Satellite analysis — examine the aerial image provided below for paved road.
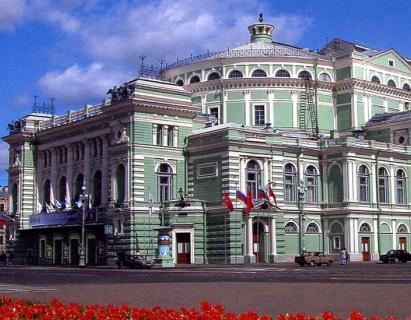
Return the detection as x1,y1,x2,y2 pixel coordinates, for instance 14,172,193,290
0,263,411,318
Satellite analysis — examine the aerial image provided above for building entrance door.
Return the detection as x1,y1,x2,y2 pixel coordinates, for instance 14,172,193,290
54,240,63,265
87,238,97,266
399,237,407,250
253,221,265,262
70,239,79,265
361,237,370,261
176,233,191,264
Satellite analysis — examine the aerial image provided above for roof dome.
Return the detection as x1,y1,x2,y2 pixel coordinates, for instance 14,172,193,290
247,13,274,43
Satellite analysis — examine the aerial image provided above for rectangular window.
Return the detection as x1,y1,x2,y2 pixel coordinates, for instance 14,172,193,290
167,126,174,147
254,105,265,126
359,177,369,202
333,236,341,250
388,59,394,67
305,177,317,203
156,125,163,145
0,204,4,212
209,107,219,120
197,162,218,179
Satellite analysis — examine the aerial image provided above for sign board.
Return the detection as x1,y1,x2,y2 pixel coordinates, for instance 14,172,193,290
104,225,113,235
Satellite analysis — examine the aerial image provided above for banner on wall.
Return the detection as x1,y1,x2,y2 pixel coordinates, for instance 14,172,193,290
29,208,98,227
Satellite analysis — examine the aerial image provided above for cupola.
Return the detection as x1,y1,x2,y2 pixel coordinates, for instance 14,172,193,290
248,13,274,43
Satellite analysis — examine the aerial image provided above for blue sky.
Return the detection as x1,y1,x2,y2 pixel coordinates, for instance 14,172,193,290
1,0,411,186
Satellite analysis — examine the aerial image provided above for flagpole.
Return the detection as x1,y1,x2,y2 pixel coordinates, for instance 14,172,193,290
235,184,238,265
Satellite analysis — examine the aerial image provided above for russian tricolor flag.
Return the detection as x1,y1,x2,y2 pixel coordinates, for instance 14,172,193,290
236,190,248,204
258,188,269,200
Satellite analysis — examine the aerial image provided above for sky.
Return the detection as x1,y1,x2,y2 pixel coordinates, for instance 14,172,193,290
1,0,411,186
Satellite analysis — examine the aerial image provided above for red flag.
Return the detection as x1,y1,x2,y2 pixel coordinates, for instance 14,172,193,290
246,189,254,213
224,192,234,212
268,185,278,207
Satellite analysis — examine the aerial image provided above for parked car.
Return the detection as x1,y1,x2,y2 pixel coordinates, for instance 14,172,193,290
116,252,154,269
294,252,333,267
379,250,411,263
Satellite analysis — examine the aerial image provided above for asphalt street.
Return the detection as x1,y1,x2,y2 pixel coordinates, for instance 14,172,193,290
0,262,410,318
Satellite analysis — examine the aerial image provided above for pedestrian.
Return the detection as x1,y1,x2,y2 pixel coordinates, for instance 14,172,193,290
0,252,6,267
340,247,348,265
8,253,14,265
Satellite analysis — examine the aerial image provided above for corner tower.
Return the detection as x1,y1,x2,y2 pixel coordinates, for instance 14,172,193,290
247,13,274,43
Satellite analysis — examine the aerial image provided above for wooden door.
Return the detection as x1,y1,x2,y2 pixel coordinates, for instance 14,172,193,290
253,221,265,263
176,233,191,264
70,239,79,265
54,240,63,265
361,237,370,261
399,237,407,250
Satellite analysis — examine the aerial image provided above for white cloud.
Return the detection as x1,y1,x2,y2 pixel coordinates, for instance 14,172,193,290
45,10,80,33
38,62,128,106
0,142,9,173
0,0,26,31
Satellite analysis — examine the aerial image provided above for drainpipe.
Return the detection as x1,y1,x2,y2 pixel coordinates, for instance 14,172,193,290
182,137,189,195
201,200,208,264
375,152,381,256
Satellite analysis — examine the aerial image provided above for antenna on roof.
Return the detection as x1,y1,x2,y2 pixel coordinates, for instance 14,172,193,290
32,95,39,113
49,97,56,115
138,53,146,76
259,13,263,23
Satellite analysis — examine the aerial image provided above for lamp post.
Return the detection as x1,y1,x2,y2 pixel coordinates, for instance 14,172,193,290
79,185,88,268
297,180,306,255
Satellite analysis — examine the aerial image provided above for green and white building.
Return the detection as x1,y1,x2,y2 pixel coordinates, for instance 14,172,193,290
4,17,411,265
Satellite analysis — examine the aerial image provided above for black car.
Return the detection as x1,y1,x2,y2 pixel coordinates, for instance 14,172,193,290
379,250,411,263
116,252,154,269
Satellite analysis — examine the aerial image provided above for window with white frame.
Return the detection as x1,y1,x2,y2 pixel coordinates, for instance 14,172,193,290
209,106,219,120
359,223,372,233
254,105,265,126
358,165,370,202
284,221,298,233
251,69,267,77
167,126,174,147
284,163,297,202
246,160,261,200
157,164,173,202
156,124,163,145
388,59,395,67
397,224,408,233
305,165,318,203
387,79,396,88
371,75,381,84
306,222,319,233
319,73,331,82
298,71,312,80
396,169,407,204
378,167,389,203
197,162,218,179
275,69,290,77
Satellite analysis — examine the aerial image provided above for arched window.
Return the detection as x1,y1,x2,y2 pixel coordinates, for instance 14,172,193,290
228,70,243,78
319,73,331,82
298,71,312,80
58,177,66,202
396,169,407,204
93,170,102,207
208,72,221,81
91,140,97,157
43,179,51,205
398,224,408,233
189,75,200,84
246,160,261,200
371,75,381,84
358,165,370,202
275,69,290,78
116,164,126,204
403,83,411,91
251,69,267,77
157,164,173,202
359,223,372,233
75,173,84,200
176,79,184,86
284,221,298,233
306,222,320,233
284,163,297,202
305,166,317,203
387,79,396,88
11,183,17,215
378,167,389,204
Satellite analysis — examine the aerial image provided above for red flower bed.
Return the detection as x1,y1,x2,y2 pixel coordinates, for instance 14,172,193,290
0,296,406,320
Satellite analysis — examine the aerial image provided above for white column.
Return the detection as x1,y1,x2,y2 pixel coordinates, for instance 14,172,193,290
173,127,178,147
244,91,251,126
354,218,359,254
124,160,129,206
162,125,168,147
152,124,157,145
351,93,358,129
110,163,116,202
263,160,269,187
50,147,57,205
324,219,329,254
349,219,355,254
65,144,73,203
322,162,329,204
392,220,397,249
373,218,379,255
344,218,350,251
83,140,90,191
222,92,227,124
101,136,109,206
268,90,275,126
371,161,377,204
390,165,396,205
201,94,207,114
352,161,357,202
291,91,299,128
270,217,277,256
342,160,349,202
383,98,388,112
332,93,337,130
247,216,254,257
239,158,246,192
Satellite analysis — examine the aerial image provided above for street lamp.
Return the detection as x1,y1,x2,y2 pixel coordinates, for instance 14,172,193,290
79,185,88,268
297,180,306,254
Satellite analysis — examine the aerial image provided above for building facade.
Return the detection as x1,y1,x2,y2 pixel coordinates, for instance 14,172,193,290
4,17,411,265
